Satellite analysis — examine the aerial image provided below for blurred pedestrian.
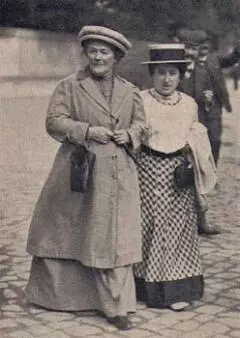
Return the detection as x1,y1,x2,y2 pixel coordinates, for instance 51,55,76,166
134,44,216,311
25,25,146,331
231,61,240,90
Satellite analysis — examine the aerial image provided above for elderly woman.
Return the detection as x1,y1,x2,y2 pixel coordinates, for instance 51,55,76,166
134,44,217,311
25,25,146,330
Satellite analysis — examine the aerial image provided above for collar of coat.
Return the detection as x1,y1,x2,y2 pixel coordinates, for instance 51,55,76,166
76,67,133,115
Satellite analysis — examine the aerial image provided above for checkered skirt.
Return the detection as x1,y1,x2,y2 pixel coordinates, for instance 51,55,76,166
134,151,202,282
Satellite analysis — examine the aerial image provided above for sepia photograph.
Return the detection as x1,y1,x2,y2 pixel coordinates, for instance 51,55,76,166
0,1,240,337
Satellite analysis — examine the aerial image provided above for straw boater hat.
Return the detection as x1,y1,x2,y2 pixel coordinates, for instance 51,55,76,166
142,43,192,64
78,25,132,55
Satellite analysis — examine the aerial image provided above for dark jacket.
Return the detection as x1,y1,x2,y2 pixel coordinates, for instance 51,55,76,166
180,53,232,113
205,53,232,112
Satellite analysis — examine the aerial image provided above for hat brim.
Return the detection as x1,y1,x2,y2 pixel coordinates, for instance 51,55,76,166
141,60,192,64
183,41,201,46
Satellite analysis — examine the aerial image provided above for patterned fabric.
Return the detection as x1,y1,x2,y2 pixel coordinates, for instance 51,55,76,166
134,151,202,283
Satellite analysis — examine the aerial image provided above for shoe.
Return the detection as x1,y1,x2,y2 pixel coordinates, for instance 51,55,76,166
169,301,191,312
107,315,133,330
198,224,221,236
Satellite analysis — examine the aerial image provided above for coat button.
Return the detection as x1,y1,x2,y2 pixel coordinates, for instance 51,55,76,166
112,155,117,160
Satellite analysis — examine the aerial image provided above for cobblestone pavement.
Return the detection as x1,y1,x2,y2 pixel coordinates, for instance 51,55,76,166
0,80,239,337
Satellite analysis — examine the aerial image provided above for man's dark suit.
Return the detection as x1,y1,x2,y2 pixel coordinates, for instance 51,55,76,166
180,51,239,164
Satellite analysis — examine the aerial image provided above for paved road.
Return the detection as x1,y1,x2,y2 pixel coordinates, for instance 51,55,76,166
0,80,239,337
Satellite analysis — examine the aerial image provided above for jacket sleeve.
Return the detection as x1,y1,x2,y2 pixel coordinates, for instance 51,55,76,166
219,48,240,69
126,87,147,150
207,56,232,112
46,79,89,145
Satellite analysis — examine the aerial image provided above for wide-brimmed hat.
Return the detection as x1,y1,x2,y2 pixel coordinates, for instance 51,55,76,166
78,25,132,55
177,29,208,46
141,44,192,64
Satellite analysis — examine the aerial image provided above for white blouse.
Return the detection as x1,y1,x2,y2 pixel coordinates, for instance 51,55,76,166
141,89,198,153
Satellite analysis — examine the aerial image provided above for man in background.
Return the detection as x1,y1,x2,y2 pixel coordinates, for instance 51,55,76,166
178,29,240,166
175,28,240,235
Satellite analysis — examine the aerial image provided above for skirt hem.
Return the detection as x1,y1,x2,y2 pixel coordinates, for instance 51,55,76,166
135,275,204,308
25,295,136,314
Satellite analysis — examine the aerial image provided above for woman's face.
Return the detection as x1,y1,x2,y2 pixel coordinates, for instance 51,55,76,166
85,40,117,77
153,64,180,96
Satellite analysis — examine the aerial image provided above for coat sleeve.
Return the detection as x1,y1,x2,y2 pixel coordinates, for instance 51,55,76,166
46,79,89,145
126,87,147,150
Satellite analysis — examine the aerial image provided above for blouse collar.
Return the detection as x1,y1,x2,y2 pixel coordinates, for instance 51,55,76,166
149,88,182,106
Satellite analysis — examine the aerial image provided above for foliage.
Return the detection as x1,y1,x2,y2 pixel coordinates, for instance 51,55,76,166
0,0,240,39
103,0,240,40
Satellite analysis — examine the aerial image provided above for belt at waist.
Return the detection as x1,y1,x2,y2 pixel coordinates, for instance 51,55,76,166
141,144,184,159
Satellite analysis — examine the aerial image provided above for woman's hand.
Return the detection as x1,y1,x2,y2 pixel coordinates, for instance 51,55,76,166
88,126,113,144
113,130,130,145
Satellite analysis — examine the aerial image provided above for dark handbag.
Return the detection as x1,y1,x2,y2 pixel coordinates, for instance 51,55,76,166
70,145,96,193
174,146,194,189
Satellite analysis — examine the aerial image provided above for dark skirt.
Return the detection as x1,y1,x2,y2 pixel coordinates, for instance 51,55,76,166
135,276,204,308
134,149,204,308
25,257,136,317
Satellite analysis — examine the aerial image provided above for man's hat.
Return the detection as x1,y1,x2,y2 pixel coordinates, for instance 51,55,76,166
141,43,192,64
177,29,207,46
78,26,132,55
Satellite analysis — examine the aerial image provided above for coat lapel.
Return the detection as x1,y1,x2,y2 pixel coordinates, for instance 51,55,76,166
110,77,129,119
77,71,110,113
76,70,130,119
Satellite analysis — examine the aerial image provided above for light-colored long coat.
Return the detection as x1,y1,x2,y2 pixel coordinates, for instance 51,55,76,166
26,69,146,269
